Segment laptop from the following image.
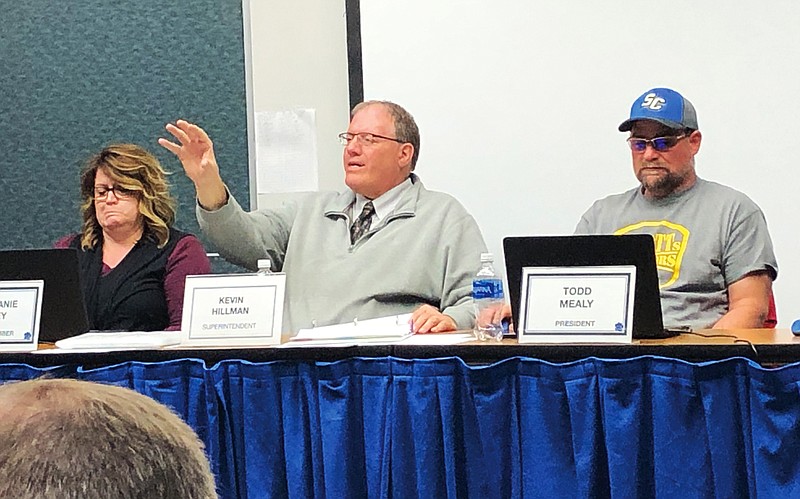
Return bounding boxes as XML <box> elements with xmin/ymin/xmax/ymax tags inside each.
<box><xmin>0</xmin><ymin>248</ymin><xmax>91</xmax><ymax>343</ymax></box>
<box><xmin>503</xmin><ymin>234</ymin><xmax>676</xmax><ymax>339</ymax></box>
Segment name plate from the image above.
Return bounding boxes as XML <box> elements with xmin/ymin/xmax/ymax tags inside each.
<box><xmin>517</xmin><ymin>266</ymin><xmax>636</xmax><ymax>344</ymax></box>
<box><xmin>181</xmin><ymin>273</ymin><xmax>286</xmax><ymax>346</ymax></box>
<box><xmin>0</xmin><ymin>280</ymin><xmax>43</xmax><ymax>352</ymax></box>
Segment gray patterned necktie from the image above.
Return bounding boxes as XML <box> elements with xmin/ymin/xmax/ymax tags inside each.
<box><xmin>350</xmin><ymin>201</ymin><xmax>375</xmax><ymax>244</ymax></box>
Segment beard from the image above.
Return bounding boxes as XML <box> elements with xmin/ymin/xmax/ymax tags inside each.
<box><xmin>637</xmin><ymin>162</ymin><xmax>689</xmax><ymax>199</ymax></box>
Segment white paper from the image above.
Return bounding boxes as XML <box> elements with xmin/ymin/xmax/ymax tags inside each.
<box><xmin>53</xmin><ymin>331</ymin><xmax>183</xmax><ymax>351</ymax></box>
<box><xmin>292</xmin><ymin>313</ymin><xmax>413</xmax><ymax>342</ymax></box>
<box><xmin>279</xmin><ymin>336</ymin><xmax>398</xmax><ymax>348</ymax></box>
<box><xmin>396</xmin><ymin>333</ymin><xmax>475</xmax><ymax>345</ymax></box>
<box><xmin>280</xmin><ymin>330</ymin><xmax>475</xmax><ymax>348</ymax></box>
<box><xmin>255</xmin><ymin>109</ymin><xmax>318</xmax><ymax>193</ymax></box>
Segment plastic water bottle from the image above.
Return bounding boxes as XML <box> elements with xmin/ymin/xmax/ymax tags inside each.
<box><xmin>472</xmin><ymin>253</ymin><xmax>504</xmax><ymax>341</ymax></box>
<box><xmin>256</xmin><ymin>258</ymin><xmax>272</xmax><ymax>276</ymax></box>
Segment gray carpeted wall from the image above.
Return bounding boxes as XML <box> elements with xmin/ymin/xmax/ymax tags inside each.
<box><xmin>0</xmin><ymin>0</ymin><xmax>250</xmax><ymax>254</ymax></box>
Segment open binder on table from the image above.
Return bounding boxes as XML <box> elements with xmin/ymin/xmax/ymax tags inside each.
<box><xmin>286</xmin><ymin>313</ymin><xmax>414</xmax><ymax>346</ymax></box>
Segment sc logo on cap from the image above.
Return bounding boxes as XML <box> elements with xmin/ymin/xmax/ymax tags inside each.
<box><xmin>641</xmin><ymin>93</ymin><xmax>666</xmax><ymax>110</ymax></box>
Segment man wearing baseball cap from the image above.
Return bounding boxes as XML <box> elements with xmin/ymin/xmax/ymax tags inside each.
<box><xmin>575</xmin><ymin>88</ymin><xmax>778</xmax><ymax>330</ymax></box>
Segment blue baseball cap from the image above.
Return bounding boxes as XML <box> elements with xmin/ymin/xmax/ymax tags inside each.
<box><xmin>618</xmin><ymin>88</ymin><xmax>699</xmax><ymax>132</ymax></box>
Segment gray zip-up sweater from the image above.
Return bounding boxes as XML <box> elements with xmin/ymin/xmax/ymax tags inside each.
<box><xmin>198</xmin><ymin>175</ymin><xmax>488</xmax><ymax>335</ymax></box>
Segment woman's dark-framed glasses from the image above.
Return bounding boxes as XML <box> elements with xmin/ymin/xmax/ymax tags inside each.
<box><xmin>338</xmin><ymin>132</ymin><xmax>403</xmax><ymax>146</ymax></box>
<box><xmin>627</xmin><ymin>134</ymin><xmax>686</xmax><ymax>153</ymax></box>
<box><xmin>93</xmin><ymin>185</ymin><xmax>137</xmax><ymax>201</ymax></box>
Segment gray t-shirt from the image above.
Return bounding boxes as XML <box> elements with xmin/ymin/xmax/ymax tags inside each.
<box><xmin>575</xmin><ymin>178</ymin><xmax>777</xmax><ymax>329</ymax></box>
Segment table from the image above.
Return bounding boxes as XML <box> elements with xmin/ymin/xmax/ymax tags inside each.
<box><xmin>3</xmin><ymin>328</ymin><xmax>799</xmax><ymax>368</ymax></box>
<box><xmin>2</xmin><ymin>330</ymin><xmax>800</xmax><ymax>498</ymax></box>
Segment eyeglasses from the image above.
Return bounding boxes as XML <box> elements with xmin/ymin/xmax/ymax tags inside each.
<box><xmin>93</xmin><ymin>185</ymin><xmax>137</xmax><ymax>201</ymax></box>
<box><xmin>627</xmin><ymin>134</ymin><xmax>687</xmax><ymax>153</ymax></box>
<box><xmin>338</xmin><ymin>132</ymin><xmax>403</xmax><ymax>146</ymax></box>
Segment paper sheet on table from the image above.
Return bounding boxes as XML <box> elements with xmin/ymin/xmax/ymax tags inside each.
<box><xmin>51</xmin><ymin>331</ymin><xmax>183</xmax><ymax>351</ymax></box>
<box><xmin>290</xmin><ymin>313</ymin><xmax>413</xmax><ymax>343</ymax></box>
<box><xmin>280</xmin><ymin>330</ymin><xmax>475</xmax><ymax>348</ymax></box>
<box><xmin>255</xmin><ymin>109</ymin><xmax>318</xmax><ymax>193</ymax></box>
<box><xmin>396</xmin><ymin>332</ymin><xmax>475</xmax><ymax>345</ymax></box>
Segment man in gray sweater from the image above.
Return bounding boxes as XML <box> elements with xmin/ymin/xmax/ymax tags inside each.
<box><xmin>161</xmin><ymin>101</ymin><xmax>487</xmax><ymax>335</ymax></box>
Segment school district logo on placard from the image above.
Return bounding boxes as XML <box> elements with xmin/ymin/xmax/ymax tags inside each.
<box><xmin>614</xmin><ymin>221</ymin><xmax>690</xmax><ymax>289</ymax></box>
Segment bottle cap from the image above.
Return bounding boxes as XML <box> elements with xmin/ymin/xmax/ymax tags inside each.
<box><xmin>480</xmin><ymin>252</ymin><xmax>494</xmax><ymax>263</ymax></box>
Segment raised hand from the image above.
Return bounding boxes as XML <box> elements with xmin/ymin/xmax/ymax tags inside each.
<box><xmin>159</xmin><ymin>120</ymin><xmax>228</xmax><ymax>210</ymax></box>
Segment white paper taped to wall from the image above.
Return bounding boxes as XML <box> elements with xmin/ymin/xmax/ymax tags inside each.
<box><xmin>255</xmin><ymin>109</ymin><xmax>319</xmax><ymax>193</ymax></box>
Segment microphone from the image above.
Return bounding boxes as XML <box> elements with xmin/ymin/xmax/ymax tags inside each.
<box><xmin>792</xmin><ymin>320</ymin><xmax>800</xmax><ymax>336</ymax></box>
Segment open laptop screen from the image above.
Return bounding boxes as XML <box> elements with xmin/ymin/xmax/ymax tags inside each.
<box><xmin>0</xmin><ymin>248</ymin><xmax>90</xmax><ymax>343</ymax></box>
<box><xmin>503</xmin><ymin>234</ymin><xmax>675</xmax><ymax>339</ymax></box>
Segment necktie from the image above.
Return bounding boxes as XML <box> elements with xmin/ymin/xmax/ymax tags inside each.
<box><xmin>350</xmin><ymin>201</ymin><xmax>375</xmax><ymax>244</ymax></box>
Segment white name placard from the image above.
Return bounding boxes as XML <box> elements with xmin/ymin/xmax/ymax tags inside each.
<box><xmin>181</xmin><ymin>273</ymin><xmax>286</xmax><ymax>346</ymax></box>
<box><xmin>0</xmin><ymin>280</ymin><xmax>43</xmax><ymax>352</ymax></box>
<box><xmin>518</xmin><ymin>266</ymin><xmax>636</xmax><ymax>344</ymax></box>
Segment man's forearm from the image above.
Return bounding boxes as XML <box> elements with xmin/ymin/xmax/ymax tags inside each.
<box><xmin>712</xmin><ymin>305</ymin><xmax>768</xmax><ymax>329</ymax></box>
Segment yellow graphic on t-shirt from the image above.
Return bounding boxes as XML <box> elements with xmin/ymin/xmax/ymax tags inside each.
<box><xmin>613</xmin><ymin>221</ymin><xmax>690</xmax><ymax>289</ymax></box>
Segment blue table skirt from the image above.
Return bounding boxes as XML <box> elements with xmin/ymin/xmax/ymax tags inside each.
<box><xmin>2</xmin><ymin>356</ymin><xmax>799</xmax><ymax>499</ymax></box>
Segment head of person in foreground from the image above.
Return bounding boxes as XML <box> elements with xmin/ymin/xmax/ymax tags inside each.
<box><xmin>0</xmin><ymin>377</ymin><xmax>218</xmax><ymax>499</ymax></box>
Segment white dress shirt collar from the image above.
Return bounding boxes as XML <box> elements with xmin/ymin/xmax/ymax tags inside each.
<box><xmin>351</xmin><ymin>177</ymin><xmax>413</xmax><ymax>223</ymax></box>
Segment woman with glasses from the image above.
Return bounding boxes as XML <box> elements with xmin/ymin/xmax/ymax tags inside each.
<box><xmin>54</xmin><ymin>144</ymin><xmax>211</xmax><ymax>331</ymax></box>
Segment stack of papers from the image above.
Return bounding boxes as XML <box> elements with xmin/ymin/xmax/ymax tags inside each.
<box><xmin>51</xmin><ymin>331</ymin><xmax>183</xmax><ymax>352</ymax></box>
<box><xmin>286</xmin><ymin>314</ymin><xmax>414</xmax><ymax>347</ymax></box>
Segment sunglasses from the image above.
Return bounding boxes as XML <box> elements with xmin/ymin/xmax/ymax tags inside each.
<box><xmin>627</xmin><ymin>134</ymin><xmax>686</xmax><ymax>153</ymax></box>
